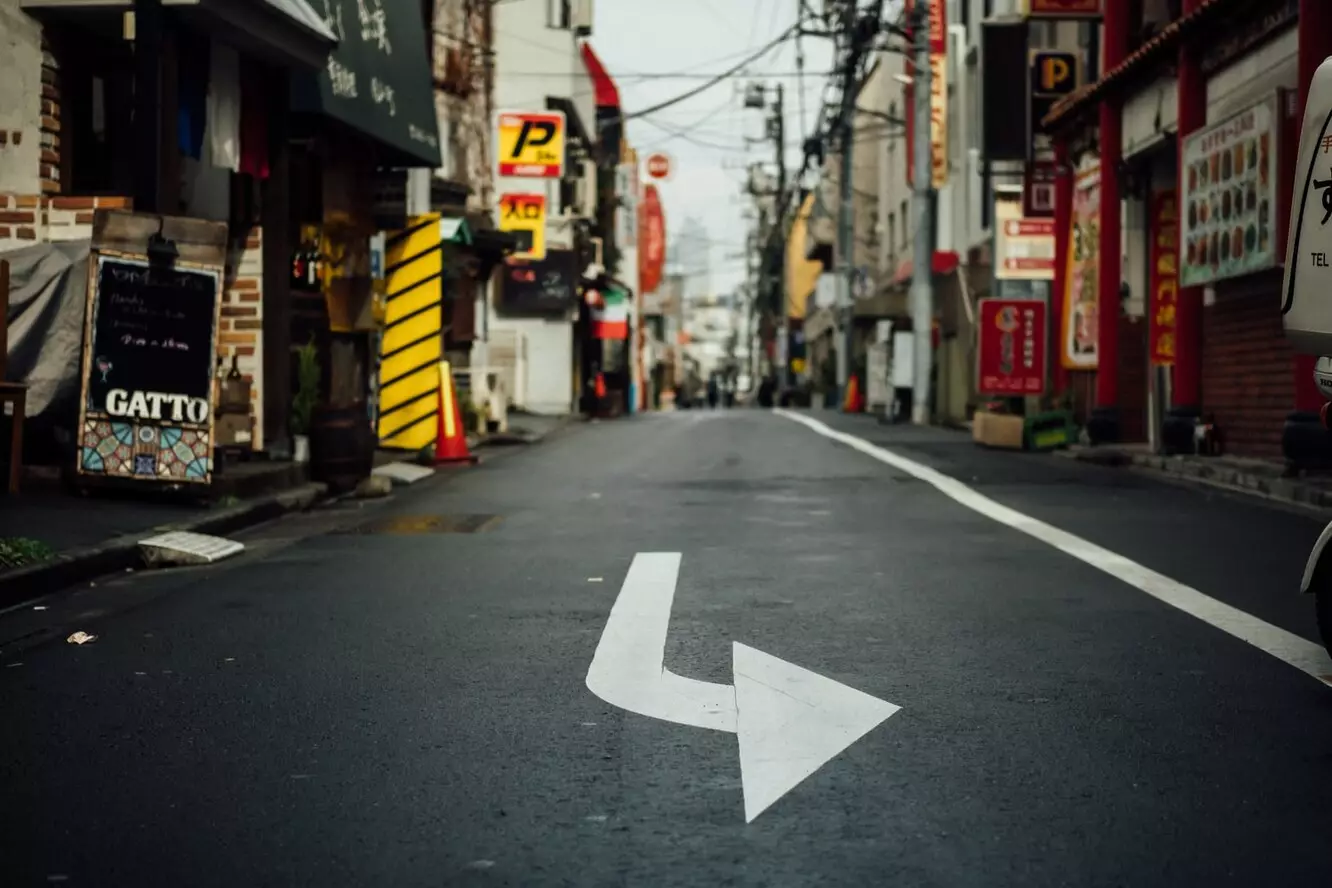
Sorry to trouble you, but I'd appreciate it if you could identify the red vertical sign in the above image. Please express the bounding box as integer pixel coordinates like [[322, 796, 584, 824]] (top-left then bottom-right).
[[1148, 189, 1179, 366], [639, 184, 665, 294], [977, 298, 1048, 396]]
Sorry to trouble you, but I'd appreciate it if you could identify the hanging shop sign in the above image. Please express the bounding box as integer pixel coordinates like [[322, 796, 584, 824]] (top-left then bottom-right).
[[928, 0, 948, 190], [903, 0, 948, 188], [1149, 189, 1180, 366], [980, 21, 1030, 163], [78, 233, 223, 485], [1028, 51, 1080, 158], [498, 248, 578, 316], [1024, 0, 1102, 17], [292, 0, 441, 168], [994, 199, 1056, 281], [977, 298, 1047, 397], [1023, 160, 1057, 218], [615, 161, 639, 253], [1061, 161, 1100, 370], [498, 193, 547, 261], [1181, 92, 1280, 288], [639, 183, 665, 295], [496, 110, 566, 178]]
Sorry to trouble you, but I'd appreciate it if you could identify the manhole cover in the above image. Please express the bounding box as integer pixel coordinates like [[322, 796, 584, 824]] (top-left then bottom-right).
[[348, 514, 502, 535]]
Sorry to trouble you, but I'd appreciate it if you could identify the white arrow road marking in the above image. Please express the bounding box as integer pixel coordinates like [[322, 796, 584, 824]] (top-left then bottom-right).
[[585, 552, 901, 822]]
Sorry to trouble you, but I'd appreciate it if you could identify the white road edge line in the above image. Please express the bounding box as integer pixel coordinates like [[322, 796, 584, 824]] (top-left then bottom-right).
[[773, 408, 1332, 686]]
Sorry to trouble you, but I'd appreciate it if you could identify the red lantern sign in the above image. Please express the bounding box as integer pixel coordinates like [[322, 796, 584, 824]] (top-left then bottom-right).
[[645, 153, 672, 180], [639, 184, 665, 294], [977, 298, 1048, 396]]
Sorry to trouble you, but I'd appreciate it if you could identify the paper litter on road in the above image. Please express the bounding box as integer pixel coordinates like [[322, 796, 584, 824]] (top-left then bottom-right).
[[66, 631, 96, 645]]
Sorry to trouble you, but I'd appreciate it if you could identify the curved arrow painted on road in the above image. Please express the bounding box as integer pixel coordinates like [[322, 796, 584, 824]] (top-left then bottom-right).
[[585, 552, 902, 823]]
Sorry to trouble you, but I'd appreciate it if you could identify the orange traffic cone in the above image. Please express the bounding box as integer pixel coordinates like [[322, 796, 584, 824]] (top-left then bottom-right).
[[435, 360, 477, 465], [843, 376, 863, 413]]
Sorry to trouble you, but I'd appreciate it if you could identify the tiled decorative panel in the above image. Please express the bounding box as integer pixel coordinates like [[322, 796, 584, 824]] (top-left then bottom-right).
[[80, 419, 211, 481]]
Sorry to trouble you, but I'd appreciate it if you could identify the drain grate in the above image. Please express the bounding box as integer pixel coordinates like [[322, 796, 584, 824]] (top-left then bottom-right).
[[346, 514, 503, 535]]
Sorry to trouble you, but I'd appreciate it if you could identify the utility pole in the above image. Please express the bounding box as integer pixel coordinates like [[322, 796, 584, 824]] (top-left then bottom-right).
[[772, 83, 788, 394], [833, 1, 857, 406], [908, 0, 934, 425]]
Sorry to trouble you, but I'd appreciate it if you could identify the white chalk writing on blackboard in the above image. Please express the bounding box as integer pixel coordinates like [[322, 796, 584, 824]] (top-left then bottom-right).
[[357, 0, 392, 54], [371, 77, 396, 117]]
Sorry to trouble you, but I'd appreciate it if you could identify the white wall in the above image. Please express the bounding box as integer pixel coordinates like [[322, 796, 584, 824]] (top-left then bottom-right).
[[0, 0, 42, 194], [488, 0, 590, 414]]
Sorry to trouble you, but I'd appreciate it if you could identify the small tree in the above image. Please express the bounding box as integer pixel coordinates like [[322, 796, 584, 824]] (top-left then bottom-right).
[[291, 337, 320, 436]]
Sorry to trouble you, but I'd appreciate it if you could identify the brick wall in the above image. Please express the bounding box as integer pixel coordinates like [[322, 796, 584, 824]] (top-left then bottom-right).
[[219, 226, 265, 450], [0, 193, 131, 246], [38, 34, 59, 194]]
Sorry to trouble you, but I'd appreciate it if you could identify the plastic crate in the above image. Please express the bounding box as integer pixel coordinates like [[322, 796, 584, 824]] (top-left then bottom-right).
[[1024, 410, 1075, 451]]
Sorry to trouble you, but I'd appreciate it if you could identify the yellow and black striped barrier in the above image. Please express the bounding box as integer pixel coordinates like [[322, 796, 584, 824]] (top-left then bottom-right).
[[377, 214, 444, 451]]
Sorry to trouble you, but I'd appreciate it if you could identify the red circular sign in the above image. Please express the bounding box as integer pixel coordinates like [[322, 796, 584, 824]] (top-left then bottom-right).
[[646, 153, 671, 179]]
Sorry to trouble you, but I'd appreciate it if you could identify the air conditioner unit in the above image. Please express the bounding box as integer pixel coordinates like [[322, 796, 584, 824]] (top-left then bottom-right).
[[572, 0, 593, 36]]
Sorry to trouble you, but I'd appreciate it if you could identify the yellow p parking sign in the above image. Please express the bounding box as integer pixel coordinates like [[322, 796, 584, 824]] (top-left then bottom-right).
[[496, 111, 566, 179]]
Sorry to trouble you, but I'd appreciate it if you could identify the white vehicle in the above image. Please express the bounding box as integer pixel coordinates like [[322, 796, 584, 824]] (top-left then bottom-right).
[[1282, 58, 1332, 653]]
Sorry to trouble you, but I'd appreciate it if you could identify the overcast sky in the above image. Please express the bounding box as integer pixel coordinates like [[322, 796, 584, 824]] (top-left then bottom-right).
[[591, 0, 835, 298]]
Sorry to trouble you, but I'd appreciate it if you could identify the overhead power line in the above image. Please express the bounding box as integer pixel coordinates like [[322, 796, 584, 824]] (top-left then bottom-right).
[[621, 25, 800, 122]]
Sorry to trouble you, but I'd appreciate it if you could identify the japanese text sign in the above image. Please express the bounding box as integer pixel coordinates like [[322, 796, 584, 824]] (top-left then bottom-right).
[[1181, 93, 1279, 286], [1061, 162, 1100, 370], [977, 298, 1047, 396], [498, 193, 547, 261], [995, 199, 1056, 280], [1149, 190, 1179, 366], [496, 111, 566, 179]]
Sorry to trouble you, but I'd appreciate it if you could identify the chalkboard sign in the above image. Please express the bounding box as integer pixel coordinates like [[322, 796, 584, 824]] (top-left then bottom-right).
[[77, 252, 221, 484], [498, 249, 577, 316]]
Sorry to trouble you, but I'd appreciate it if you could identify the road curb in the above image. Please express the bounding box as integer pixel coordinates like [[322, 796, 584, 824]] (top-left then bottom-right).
[[1053, 447, 1332, 514], [0, 481, 329, 611]]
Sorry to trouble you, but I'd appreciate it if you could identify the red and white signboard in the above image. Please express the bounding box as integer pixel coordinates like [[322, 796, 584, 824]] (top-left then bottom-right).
[[645, 153, 672, 180], [977, 298, 1048, 396], [995, 199, 1056, 280]]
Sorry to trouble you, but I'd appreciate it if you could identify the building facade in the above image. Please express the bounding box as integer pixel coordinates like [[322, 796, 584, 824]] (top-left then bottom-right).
[[1044, 0, 1320, 464]]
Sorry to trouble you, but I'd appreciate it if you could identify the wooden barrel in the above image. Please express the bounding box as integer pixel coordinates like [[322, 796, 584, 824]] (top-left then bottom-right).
[[308, 402, 374, 492]]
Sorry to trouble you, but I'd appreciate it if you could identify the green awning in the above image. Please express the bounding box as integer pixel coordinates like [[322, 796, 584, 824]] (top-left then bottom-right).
[[440, 217, 472, 245], [291, 0, 441, 168]]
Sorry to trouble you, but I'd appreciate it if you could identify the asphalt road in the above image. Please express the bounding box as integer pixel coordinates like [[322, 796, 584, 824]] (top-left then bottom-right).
[[4, 409, 1332, 887]]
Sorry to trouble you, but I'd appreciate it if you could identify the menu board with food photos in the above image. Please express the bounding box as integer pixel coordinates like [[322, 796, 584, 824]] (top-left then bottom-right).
[[1181, 93, 1279, 287]]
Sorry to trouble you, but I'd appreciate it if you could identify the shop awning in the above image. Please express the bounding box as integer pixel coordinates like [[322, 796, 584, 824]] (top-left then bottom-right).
[[440, 217, 472, 246], [1042, 0, 1232, 131], [889, 251, 961, 287], [580, 41, 621, 155], [290, 0, 441, 168], [580, 42, 621, 109], [21, 0, 336, 69]]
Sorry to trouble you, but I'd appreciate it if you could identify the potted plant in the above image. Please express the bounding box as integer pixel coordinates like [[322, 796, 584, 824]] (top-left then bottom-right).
[[291, 337, 319, 463]]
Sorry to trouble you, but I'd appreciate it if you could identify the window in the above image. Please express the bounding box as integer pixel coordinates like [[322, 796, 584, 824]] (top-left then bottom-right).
[[547, 0, 570, 28], [900, 199, 908, 248], [59, 31, 135, 196], [888, 212, 896, 264]]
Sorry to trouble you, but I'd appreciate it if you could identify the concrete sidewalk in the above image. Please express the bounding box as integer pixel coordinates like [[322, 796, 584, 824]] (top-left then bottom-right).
[[0, 414, 578, 610], [0, 478, 328, 611]]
